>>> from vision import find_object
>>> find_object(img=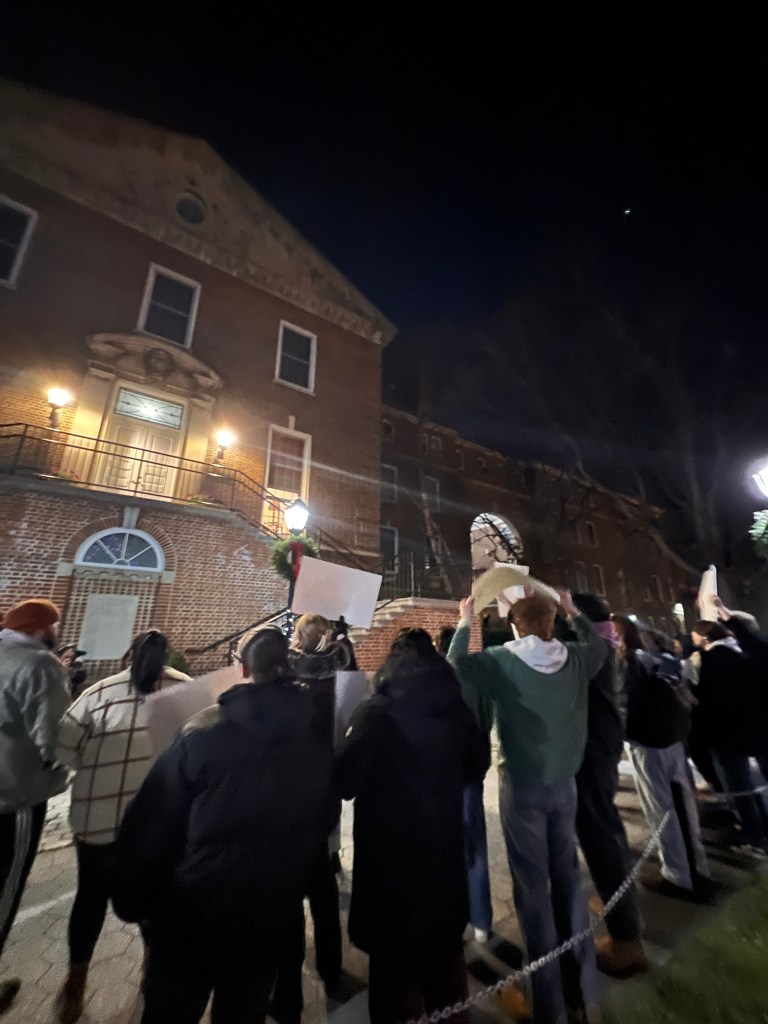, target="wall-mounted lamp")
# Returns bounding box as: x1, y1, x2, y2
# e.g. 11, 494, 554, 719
47, 388, 73, 430
214, 429, 236, 464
